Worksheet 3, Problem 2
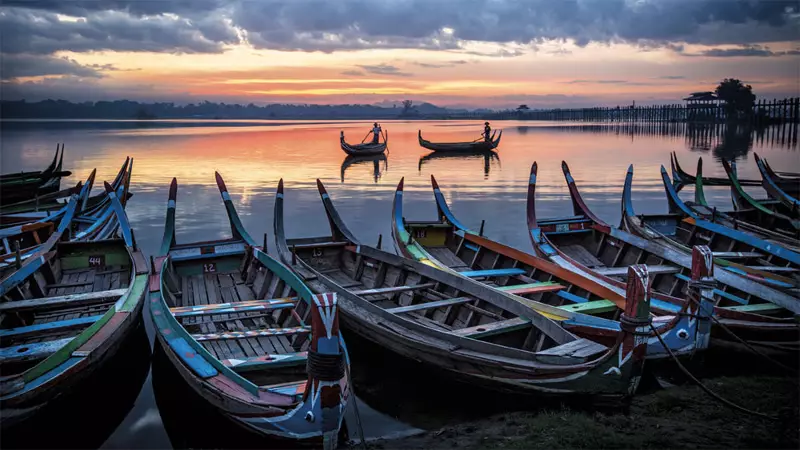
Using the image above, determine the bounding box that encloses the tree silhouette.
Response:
[715,78,756,119]
[516,104,529,111]
[402,99,413,113]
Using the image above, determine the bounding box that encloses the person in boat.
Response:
[483,122,492,142]
[372,122,382,144]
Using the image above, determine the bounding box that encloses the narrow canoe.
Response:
[721,159,800,232]
[275,178,652,399]
[0,185,145,428]
[623,164,800,293]
[0,144,72,205]
[690,157,799,249]
[340,132,387,156]
[391,174,714,360]
[418,130,502,153]
[754,153,800,212]
[150,173,349,449]
[671,151,799,196]
[527,162,799,349]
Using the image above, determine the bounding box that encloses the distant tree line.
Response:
[0,99,468,120]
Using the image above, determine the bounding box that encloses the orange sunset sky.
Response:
[1,0,798,108]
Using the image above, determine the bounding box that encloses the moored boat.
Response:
[0,144,72,205]
[392,174,714,360]
[754,153,800,212]
[150,173,350,449]
[527,162,799,350]
[276,177,653,400]
[721,159,800,233]
[0,183,145,428]
[340,131,387,156]
[418,130,502,153]
[671,151,799,196]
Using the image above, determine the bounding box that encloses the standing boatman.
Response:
[482,122,492,142]
[372,122,382,143]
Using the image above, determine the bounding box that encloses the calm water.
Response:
[1,120,797,448]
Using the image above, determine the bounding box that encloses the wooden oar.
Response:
[383,130,389,153]
[360,131,371,144]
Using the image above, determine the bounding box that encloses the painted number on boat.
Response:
[312,248,323,257]
[555,224,570,233]
[203,263,217,273]
[88,255,105,267]
[414,229,427,238]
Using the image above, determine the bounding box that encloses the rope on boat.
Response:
[649,323,779,421]
[307,350,345,381]
[685,295,798,374]
[344,363,368,450]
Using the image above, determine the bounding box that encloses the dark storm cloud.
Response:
[0,0,797,56]
[356,64,413,77]
[0,54,105,79]
[683,45,800,57]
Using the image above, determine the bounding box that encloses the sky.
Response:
[0,0,798,109]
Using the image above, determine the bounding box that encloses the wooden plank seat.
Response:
[169,297,298,318]
[534,338,607,365]
[557,300,618,314]
[453,317,530,339]
[388,296,473,314]
[192,326,311,341]
[0,289,127,313]
[220,352,309,372]
[0,315,103,339]
[497,282,564,295]
[674,273,749,305]
[593,265,680,277]
[0,337,73,363]
[459,268,527,278]
[745,266,799,273]
[352,283,437,296]
[712,251,764,259]
[723,303,784,314]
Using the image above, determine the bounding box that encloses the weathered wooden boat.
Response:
[340,131,387,156]
[1,157,131,217]
[623,164,800,293]
[721,159,799,230]
[528,162,799,349]
[418,130,502,153]
[689,158,799,249]
[0,183,145,428]
[0,144,72,205]
[392,175,713,359]
[671,151,799,196]
[755,153,800,212]
[418,150,499,176]
[276,178,652,399]
[150,173,349,449]
[340,153,387,183]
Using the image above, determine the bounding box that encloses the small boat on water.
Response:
[623,164,800,294]
[721,159,799,233]
[527,162,799,350]
[0,183,145,428]
[340,131,387,156]
[418,130,502,153]
[755,153,800,212]
[150,173,350,449]
[391,174,714,360]
[671,151,800,196]
[688,158,799,250]
[275,178,652,400]
[0,144,72,205]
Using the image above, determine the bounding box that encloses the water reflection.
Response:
[340,154,388,183]
[3,320,151,449]
[418,150,500,178]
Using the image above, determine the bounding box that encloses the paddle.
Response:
[360,130,371,144]
[383,130,389,153]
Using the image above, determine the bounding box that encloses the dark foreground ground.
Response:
[363,375,799,450]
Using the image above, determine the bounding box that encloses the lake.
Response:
[1,119,797,448]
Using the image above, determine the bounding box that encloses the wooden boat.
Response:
[418,130,502,153]
[391,174,714,359]
[275,178,652,399]
[1,157,131,217]
[527,162,799,349]
[754,153,800,212]
[689,157,799,249]
[418,150,499,176]
[624,163,800,292]
[340,131,387,156]
[721,159,799,231]
[0,144,72,205]
[671,151,799,196]
[150,173,349,449]
[0,183,145,428]
[340,153,387,183]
